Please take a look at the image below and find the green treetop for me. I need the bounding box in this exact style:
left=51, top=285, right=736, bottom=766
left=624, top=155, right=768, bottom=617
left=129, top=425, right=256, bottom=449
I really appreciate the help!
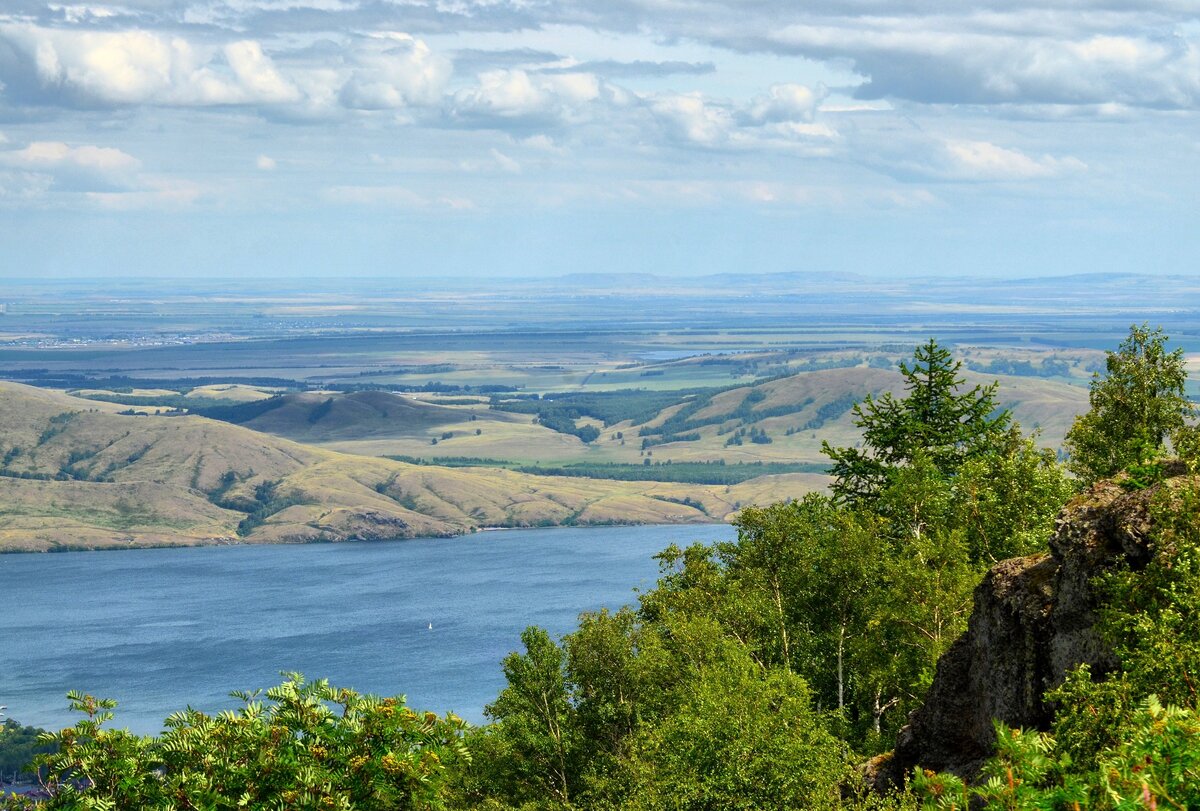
left=823, top=339, right=1010, bottom=503
left=1064, top=323, right=1194, bottom=484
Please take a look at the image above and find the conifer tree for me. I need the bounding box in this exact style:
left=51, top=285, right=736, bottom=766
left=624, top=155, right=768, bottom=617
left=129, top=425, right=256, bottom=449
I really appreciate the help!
left=823, top=339, right=1010, bottom=503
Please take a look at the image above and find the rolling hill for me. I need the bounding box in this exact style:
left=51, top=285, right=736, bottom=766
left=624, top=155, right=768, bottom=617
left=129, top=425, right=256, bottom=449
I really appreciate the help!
left=623, top=367, right=1087, bottom=461
left=195, top=390, right=474, bottom=441
left=0, top=383, right=820, bottom=552
left=298, top=367, right=1089, bottom=466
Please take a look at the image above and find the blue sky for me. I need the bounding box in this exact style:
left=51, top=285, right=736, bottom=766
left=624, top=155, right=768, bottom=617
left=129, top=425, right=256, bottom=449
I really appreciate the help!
left=0, top=1, right=1197, bottom=279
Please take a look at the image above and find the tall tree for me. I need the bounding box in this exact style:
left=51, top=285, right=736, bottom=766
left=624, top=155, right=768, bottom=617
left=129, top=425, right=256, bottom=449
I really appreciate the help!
left=483, top=627, right=577, bottom=807
left=1064, top=324, right=1194, bottom=484
left=823, top=339, right=1010, bottom=503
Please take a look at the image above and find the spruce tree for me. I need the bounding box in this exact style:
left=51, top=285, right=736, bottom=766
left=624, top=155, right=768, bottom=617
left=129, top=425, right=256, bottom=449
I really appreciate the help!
left=822, top=339, right=1010, bottom=503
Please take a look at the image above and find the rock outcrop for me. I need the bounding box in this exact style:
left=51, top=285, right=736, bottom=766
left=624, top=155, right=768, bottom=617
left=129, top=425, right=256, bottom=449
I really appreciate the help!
left=869, top=466, right=1190, bottom=787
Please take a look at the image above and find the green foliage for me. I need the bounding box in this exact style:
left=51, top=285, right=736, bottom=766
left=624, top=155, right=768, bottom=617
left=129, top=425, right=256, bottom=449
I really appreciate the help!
left=914, top=480, right=1200, bottom=809
left=914, top=700, right=1200, bottom=810
left=457, top=612, right=853, bottom=811
left=453, top=339, right=1075, bottom=810
left=637, top=385, right=785, bottom=441
left=951, top=428, right=1074, bottom=563
left=912, top=722, right=1085, bottom=810
left=480, top=628, right=578, bottom=807
left=823, top=339, right=1010, bottom=504
left=620, top=619, right=850, bottom=811
left=1094, top=484, right=1200, bottom=711
left=5, top=675, right=469, bottom=810
left=533, top=411, right=602, bottom=443
left=1064, top=324, right=1193, bottom=485
left=308, top=397, right=335, bottom=424
left=0, top=719, right=55, bottom=783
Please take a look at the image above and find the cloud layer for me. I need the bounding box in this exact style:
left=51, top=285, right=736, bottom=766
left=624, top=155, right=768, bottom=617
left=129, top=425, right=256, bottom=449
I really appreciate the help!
left=0, top=0, right=1195, bottom=283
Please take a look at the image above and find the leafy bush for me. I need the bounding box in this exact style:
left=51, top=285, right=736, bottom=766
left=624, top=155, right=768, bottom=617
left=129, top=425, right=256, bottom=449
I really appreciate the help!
left=3, top=675, right=469, bottom=811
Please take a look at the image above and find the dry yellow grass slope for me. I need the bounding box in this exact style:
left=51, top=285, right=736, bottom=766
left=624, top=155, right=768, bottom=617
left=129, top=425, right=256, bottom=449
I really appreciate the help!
left=0, top=383, right=817, bottom=552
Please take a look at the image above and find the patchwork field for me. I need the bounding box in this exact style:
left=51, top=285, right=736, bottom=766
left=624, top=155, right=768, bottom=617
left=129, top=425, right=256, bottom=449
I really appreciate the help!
left=288, top=367, right=1089, bottom=467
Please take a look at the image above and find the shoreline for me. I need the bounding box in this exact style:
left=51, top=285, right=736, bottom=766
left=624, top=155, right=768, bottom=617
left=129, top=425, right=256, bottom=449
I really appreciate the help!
left=0, top=517, right=729, bottom=556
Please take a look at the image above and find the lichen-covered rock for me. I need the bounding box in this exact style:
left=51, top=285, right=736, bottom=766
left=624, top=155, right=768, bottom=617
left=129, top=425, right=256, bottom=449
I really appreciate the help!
left=870, top=470, right=1192, bottom=788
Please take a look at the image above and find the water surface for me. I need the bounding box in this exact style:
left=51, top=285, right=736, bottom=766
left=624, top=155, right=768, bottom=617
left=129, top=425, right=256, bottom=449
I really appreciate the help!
left=0, top=525, right=734, bottom=733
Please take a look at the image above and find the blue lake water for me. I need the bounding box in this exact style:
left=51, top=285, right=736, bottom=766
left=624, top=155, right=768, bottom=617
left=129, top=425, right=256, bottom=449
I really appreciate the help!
left=0, top=524, right=735, bottom=734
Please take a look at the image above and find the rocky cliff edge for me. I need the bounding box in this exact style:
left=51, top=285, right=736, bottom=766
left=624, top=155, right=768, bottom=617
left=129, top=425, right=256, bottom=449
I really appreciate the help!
left=867, top=463, right=1192, bottom=787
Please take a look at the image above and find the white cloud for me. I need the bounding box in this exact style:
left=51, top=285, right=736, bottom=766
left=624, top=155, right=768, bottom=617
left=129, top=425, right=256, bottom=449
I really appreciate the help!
left=0, top=24, right=307, bottom=106
left=859, top=131, right=1088, bottom=182
left=644, top=85, right=839, bottom=150
left=649, top=92, right=733, bottom=145
left=741, top=83, right=824, bottom=125
left=31, top=28, right=182, bottom=104
left=224, top=40, right=301, bottom=104
left=941, top=140, right=1087, bottom=181
left=0, top=24, right=448, bottom=113
left=50, top=5, right=123, bottom=24
left=256, top=154, right=276, bottom=170
left=448, top=69, right=608, bottom=127
left=519, top=134, right=566, bottom=154
left=338, top=32, right=450, bottom=110
left=1, top=140, right=139, bottom=173
left=0, top=138, right=210, bottom=208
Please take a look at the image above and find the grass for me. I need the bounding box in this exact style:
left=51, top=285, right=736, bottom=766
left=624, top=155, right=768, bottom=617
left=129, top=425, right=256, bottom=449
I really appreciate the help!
left=0, top=382, right=823, bottom=552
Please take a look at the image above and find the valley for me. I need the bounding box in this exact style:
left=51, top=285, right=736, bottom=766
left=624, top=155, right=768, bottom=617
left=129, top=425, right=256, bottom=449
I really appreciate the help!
left=0, top=276, right=1143, bottom=552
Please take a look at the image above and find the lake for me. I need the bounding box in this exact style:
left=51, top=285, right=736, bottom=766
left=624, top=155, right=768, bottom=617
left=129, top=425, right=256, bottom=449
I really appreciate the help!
left=0, top=524, right=735, bottom=734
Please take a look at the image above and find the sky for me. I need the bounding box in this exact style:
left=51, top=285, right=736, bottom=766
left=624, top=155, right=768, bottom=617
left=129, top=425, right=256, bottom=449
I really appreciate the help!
left=0, top=0, right=1197, bottom=280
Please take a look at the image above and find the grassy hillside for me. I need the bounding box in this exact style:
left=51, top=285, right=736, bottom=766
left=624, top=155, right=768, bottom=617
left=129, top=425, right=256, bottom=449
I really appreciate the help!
left=0, top=383, right=815, bottom=552
left=314, top=367, right=1088, bottom=467
left=195, top=390, right=475, bottom=441
left=625, top=367, right=1086, bottom=462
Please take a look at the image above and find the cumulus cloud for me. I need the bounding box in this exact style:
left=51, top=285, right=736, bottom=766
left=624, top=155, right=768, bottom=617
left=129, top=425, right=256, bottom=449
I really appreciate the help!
left=740, top=83, right=825, bottom=125
left=224, top=39, right=300, bottom=103
left=338, top=32, right=450, bottom=110
left=649, top=92, right=734, bottom=145
left=646, top=83, right=835, bottom=149
left=4, top=140, right=139, bottom=171
left=0, top=23, right=305, bottom=106
left=446, top=69, right=614, bottom=128
left=11, top=0, right=1198, bottom=114
left=0, top=137, right=209, bottom=207
left=256, top=154, right=276, bottom=169
left=0, top=23, right=448, bottom=113
left=0, top=139, right=142, bottom=193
